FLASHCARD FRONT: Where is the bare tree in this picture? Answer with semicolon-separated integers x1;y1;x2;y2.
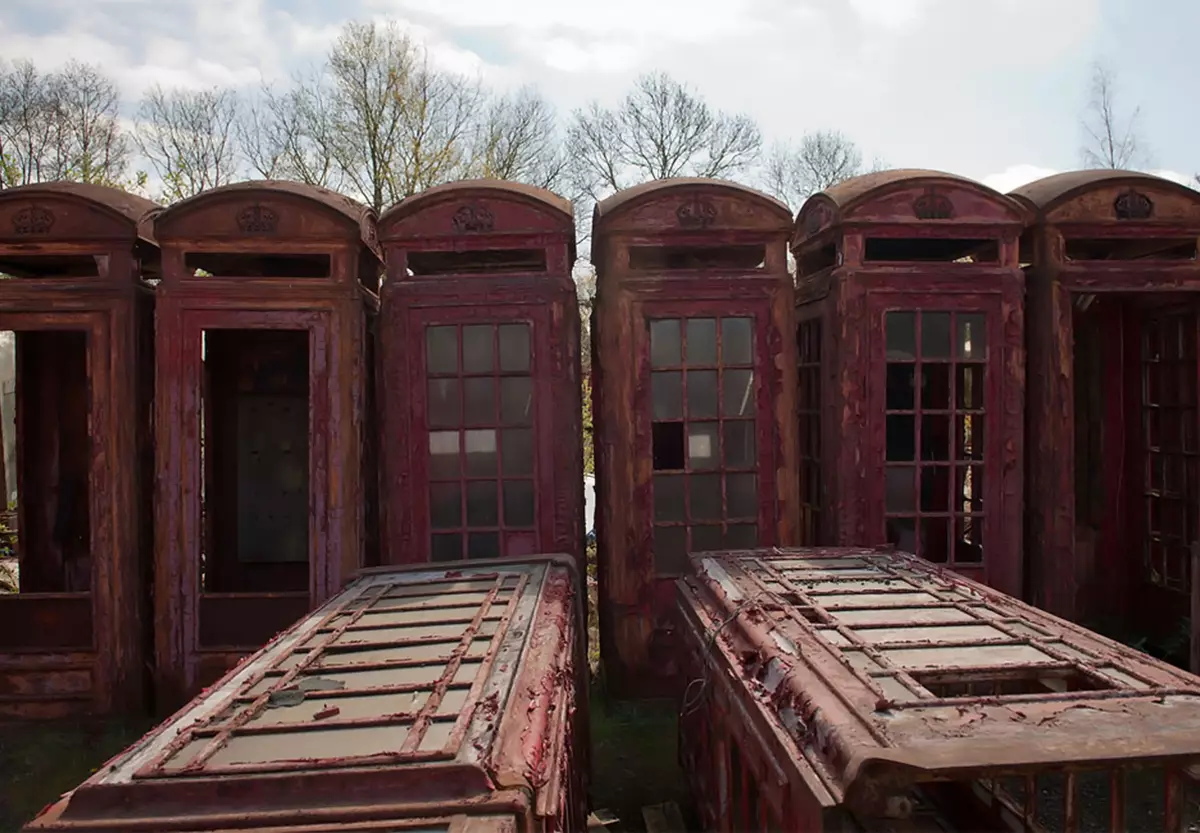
1081;62;1145;170
390;50;482;199
764;130;875;211
135;84;241;201
0;60;57;187
52;61;132;186
239;76;343;190
566;71;762;203
471;85;567;191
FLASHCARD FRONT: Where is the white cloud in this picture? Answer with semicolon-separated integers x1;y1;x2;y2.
982;165;1061;195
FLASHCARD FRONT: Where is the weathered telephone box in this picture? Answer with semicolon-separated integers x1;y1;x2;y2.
591;178;797;698
0;182;159;717
152;181;381;708
792;170;1028;595
377;180;583;566
1015;171;1200;639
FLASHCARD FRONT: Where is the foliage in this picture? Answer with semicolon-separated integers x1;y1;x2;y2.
135;85;241;202
581;374;594;478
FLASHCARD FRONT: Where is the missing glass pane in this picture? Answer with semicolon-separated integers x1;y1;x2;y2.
920;467;950;512
957;365;985;409
957;314;986;359
886;364;915;410
886;415;915;462
922;364;950;410
653;422;685;471
887;517;916;552
955;517;984;563
921;516;950;563
920;415;950;462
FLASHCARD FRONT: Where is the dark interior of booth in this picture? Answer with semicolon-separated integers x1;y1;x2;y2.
198;328;311;649
0;329;93;651
1071;289;1195;654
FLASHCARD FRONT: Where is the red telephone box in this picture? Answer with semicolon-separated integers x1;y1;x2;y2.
0;182;159;717
152;181;381;708
376;180;583;565
792;170;1029;595
591;178;797;698
1015;171;1200;640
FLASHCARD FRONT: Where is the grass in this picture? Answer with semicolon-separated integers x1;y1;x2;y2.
0;717;153;832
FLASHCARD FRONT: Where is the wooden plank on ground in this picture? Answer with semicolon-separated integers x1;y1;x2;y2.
642;801;686;833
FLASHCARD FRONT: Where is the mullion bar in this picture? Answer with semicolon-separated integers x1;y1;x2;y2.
914;311;925;558
947;311;960;563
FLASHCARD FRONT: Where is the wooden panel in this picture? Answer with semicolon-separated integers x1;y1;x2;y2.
197;592;311;649
0;594;92;649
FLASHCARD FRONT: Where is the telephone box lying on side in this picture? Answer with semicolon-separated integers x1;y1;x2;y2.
24;556;588;833
676;546;1200;832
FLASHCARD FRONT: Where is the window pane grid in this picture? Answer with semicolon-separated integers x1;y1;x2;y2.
650;316;760;573
884;310;986;567
798;317;822;544
424;323;535;562
1141;312;1198;593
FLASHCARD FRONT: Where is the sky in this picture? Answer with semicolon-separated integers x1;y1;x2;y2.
1;0;1197;196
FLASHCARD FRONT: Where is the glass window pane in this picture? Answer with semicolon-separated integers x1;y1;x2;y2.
725;524;757;549
500;377;533;425
654;525;688;574
885;467;915;512
426;326;458;374
690;474;722;521
921;312;951;358
721;318;754;365
429;482;462;529
723;421;756;468
653;423;686;471
885;312;916;361
464;378;494;426
498;323;531;372
691;525;723;554
650;319;682;368
462;325;494;373
686;318;717;365
428;431;460;479
920;466;950;512
886;415;915;462
431;533;462;562
723;369;754;417
957;313;987;360
466;480;499;526
465;429;498;476
921;516;950;563
503;480;535;527
500;428;533;476
654;474;686;522
957;365;985;410
921;364;950;410
886;365;915;411
921;415;950;462
468;532;500;560
687;423;719;470
427;379;461;427
652;372;683;420
727;473;757;520
687;370;719;418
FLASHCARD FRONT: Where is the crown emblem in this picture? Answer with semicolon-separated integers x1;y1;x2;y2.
236;204;279;233
676;196;718;229
912;189;953;220
451;204;495;233
1113;190;1153;220
12;204;54;235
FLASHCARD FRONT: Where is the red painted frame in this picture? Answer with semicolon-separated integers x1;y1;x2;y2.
0;183;159;718
1014;171;1200;635
792;170;1028;597
591;178;797;699
377;181;583;568
152;182;380;710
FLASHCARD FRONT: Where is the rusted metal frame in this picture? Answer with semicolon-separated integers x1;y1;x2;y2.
439;571;529;756
178;711;450;741
135;579;392;776
177;579;396;772
226;675;468;701
400;572;515;755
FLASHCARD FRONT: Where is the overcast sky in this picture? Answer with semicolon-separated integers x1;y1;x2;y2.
1;0;1196;195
